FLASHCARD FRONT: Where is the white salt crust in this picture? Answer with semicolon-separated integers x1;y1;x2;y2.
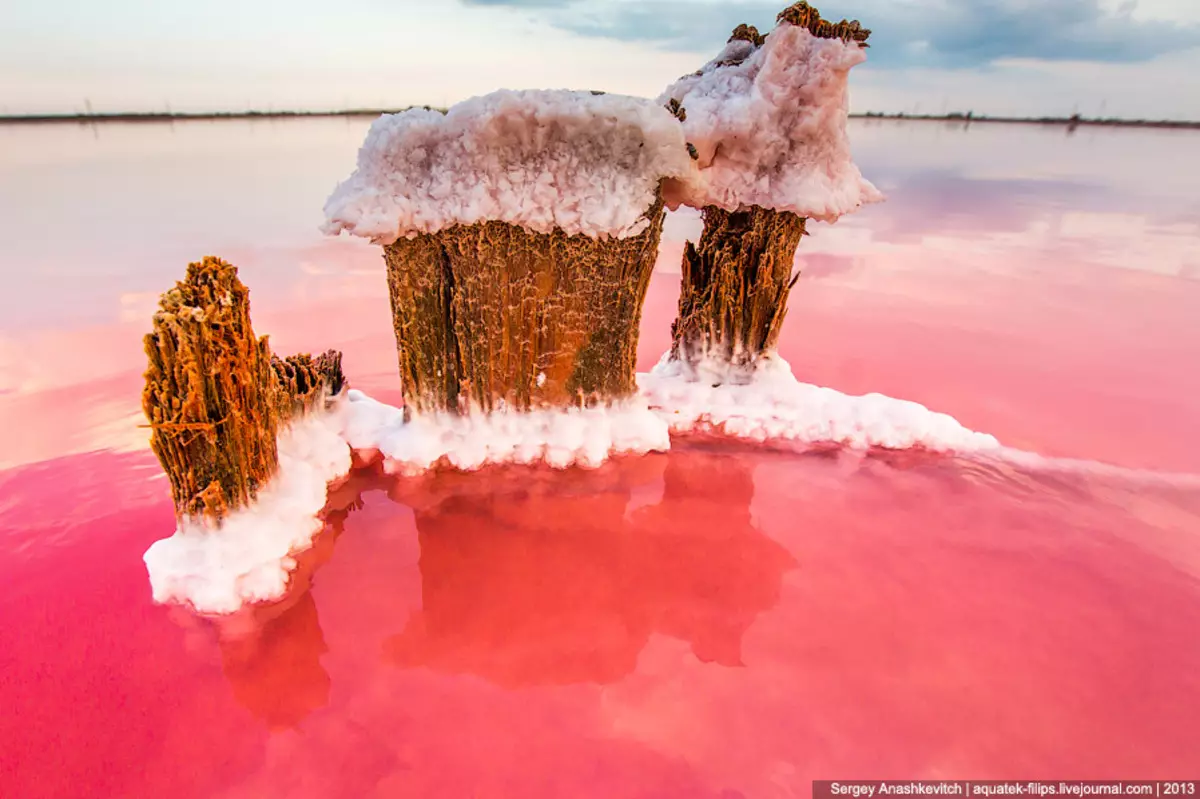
322;89;697;243
143;371;1001;614
339;389;670;473
143;391;671;614
145;363;1200;616
142;409;353;615
659;23;882;221
639;353;1002;454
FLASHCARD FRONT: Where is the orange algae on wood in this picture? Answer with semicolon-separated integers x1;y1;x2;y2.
142;257;345;522
384;192;666;414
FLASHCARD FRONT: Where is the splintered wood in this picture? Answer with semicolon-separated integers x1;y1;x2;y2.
143;257;344;522
671;206;807;375
384;194;665;414
271;351;345;420
776;1;871;46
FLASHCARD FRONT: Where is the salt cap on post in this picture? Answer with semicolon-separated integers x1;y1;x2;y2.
322;89;698;244
658;2;882;223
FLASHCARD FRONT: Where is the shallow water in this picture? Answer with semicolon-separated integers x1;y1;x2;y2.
1;119;1198;797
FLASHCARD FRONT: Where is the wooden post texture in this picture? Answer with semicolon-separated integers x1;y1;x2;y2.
671;205;807;377
143;257;344;522
384;193;665;414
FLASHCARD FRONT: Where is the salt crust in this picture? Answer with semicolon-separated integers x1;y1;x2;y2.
143;391;671;614
143;408;353;615
143;365;1004;614
659;24;882;221
639;353;1001;453
325;27;879;243
322;89;696;243
145;359;1200;615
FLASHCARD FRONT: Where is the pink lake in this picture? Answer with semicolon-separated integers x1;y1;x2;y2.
1;118;1198;798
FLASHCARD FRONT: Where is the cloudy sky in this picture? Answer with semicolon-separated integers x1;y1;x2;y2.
2;0;1199;118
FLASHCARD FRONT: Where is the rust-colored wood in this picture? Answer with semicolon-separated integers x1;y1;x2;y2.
143;257;344;522
271;350;345;420
775;1;871;45
384;193;665;414
670;205;807;376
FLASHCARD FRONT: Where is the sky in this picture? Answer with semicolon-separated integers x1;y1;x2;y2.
2;0;1199;119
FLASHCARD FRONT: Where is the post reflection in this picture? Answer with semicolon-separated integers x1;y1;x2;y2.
382;446;798;687
215;469;375;729
219;591;331;730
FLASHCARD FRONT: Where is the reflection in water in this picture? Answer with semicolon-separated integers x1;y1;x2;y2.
210;448;799;720
4;120;1200;795
381;448;797;687
220;592;330;731
216;471;372;728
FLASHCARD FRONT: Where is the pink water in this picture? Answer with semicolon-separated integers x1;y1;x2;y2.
1;119;1198;798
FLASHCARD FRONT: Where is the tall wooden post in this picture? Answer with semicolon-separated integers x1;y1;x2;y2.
385;193;666;414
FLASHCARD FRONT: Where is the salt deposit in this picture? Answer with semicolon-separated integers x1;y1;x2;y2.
339;390;670;473
144;369;1008;613
143;391;671;614
145;348;1031;615
640;353;1003;454
142;409;353;615
322;89;697;243
659;22;882;221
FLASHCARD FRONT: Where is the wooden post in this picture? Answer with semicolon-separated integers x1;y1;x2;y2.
671;205;807;378
143;257;344;522
668;2;870;380
384;192;665;414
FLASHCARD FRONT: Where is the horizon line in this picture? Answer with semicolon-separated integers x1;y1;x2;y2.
1;108;1197;130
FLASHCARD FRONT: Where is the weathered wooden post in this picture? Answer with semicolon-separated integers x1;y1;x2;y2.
660;2;878;382
142;256;344;522
324;90;695;413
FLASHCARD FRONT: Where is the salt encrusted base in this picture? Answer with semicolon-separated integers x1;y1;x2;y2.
339;390;670;473
143;409;354;615
639;353;1002;454
144;366;1002;614
147;358;1200;617
143;391;671;614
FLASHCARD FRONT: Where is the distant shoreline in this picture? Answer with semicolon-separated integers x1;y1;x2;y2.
852;112;1200;130
0;109;404;125
1;108;1197;130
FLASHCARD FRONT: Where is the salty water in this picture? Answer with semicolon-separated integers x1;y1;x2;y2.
1;119;1198;797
